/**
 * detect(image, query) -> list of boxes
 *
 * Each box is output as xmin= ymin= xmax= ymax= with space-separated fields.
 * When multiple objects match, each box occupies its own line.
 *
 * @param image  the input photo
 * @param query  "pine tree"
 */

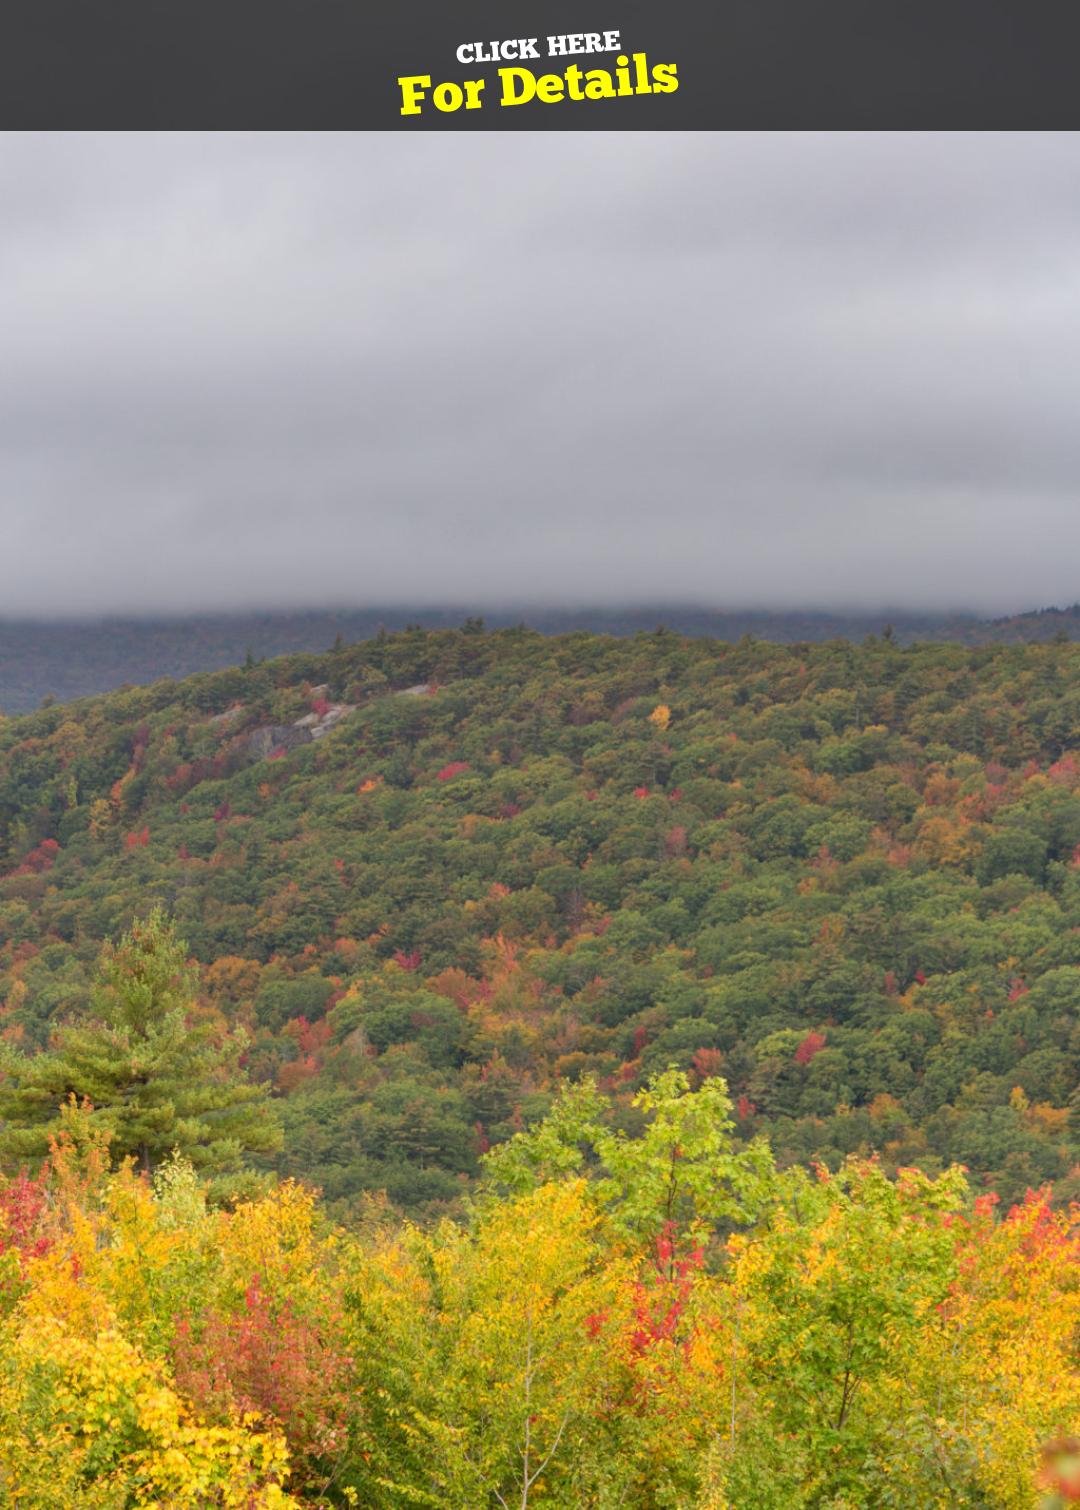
xmin=0 ymin=908 xmax=281 ymax=1177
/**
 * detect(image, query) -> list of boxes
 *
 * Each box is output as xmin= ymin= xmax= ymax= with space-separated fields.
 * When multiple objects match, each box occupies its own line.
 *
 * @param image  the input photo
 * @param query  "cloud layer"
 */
xmin=3 ymin=132 xmax=1080 ymax=616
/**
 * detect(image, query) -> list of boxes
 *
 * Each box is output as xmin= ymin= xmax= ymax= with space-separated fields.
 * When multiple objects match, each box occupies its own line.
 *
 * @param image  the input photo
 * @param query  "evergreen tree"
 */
xmin=0 ymin=908 xmax=281 ymax=1177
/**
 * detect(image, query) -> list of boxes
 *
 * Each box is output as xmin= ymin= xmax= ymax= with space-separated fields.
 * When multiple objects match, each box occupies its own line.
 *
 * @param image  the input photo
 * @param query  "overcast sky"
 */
xmin=2 ymin=132 xmax=1080 ymax=618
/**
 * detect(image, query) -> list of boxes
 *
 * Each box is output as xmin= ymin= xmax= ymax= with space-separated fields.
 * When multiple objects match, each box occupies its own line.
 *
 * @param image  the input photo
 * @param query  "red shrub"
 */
xmin=794 ymin=1030 xmax=826 ymax=1066
xmin=172 ymin=1278 xmax=351 ymax=1486
xmin=1048 ymin=754 xmax=1079 ymax=786
xmin=627 ymin=1224 xmax=704 ymax=1378
xmin=692 ymin=1047 xmax=723 ymax=1081
xmin=0 ymin=1174 xmax=50 ymax=1259
xmin=12 ymin=838 xmax=60 ymax=876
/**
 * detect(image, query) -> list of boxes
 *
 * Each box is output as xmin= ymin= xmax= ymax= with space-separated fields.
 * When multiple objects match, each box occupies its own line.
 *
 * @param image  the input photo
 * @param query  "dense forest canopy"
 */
xmin=1 ymin=625 xmax=1080 ymax=1506
xmin=0 ymin=1070 xmax=1075 ymax=1509
xmin=1 ymin=625 xmax=1079 ymax=1215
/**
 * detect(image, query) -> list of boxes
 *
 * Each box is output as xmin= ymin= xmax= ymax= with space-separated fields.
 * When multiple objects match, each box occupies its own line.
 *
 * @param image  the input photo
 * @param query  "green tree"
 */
xmin=0 ymin=908 xmax=281 ymax=1180
xmin=482 ymin=1067 xmax=775 ymax=1252
xmin=720 ymin=1160 xmax=969 ymax=1507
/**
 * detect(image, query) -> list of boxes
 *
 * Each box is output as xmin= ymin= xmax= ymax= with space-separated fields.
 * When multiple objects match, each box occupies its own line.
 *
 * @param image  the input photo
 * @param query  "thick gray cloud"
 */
xmin=2 ymin=131 xmax=1080 ymax=616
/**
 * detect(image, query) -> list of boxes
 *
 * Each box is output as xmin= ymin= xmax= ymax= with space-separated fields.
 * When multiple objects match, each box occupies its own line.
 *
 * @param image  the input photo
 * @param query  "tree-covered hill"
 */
xmin=7 ymin=601 xmax=1080 ymax=715
xmin=2 ymin=625 xmax=1080 ymax=1214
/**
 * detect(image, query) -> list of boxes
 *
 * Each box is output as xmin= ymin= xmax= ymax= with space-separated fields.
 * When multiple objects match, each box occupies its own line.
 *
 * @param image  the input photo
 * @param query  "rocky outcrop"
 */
xmin=241 ymin=696 xmax=356 ymax=761
xmin=293 ymin=703 xmax=352 ymax=739
xmin=243 ymin=724 xmax=314 ymax=761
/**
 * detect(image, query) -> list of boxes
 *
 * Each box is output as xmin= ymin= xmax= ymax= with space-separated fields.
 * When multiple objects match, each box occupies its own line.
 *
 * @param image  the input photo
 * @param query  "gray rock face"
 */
xmin=244 ymin=724 xmax=313 ymax=761
xmin=310 ymin=704 xmax=351 ymax=739
xmin=242 ymin=701 xmax=355 ymax=760
xmin=208 ymin=704 xmax=244 ymax=727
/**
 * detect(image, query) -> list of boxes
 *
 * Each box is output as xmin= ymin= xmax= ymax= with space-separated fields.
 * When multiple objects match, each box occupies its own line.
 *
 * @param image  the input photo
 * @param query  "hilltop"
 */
xmin=1 ymin=624 xmax=1079 ymax=1215
xmin=5 ymin=601 xmax=1080 ymax=714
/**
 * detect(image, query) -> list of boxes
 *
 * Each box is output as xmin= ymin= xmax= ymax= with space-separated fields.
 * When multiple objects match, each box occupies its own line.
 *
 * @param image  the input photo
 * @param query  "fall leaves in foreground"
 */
xmin=0 ymin=1072 xmax=1076 ymax=1508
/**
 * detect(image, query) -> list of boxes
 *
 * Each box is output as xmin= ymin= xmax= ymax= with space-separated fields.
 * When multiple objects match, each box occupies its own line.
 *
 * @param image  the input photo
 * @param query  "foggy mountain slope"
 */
xmin=3 ymin=602 xmax=1080 ymax=714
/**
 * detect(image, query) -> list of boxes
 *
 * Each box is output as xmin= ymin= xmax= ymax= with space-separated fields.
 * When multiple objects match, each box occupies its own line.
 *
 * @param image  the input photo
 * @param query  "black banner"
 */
xmin=3 ymin=0 xmax=1080 ymax=128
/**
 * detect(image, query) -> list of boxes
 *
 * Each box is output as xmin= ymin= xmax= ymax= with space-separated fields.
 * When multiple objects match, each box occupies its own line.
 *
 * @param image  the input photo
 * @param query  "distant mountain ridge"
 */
xmin=1 ymin=601 xmax=1079 ymax=714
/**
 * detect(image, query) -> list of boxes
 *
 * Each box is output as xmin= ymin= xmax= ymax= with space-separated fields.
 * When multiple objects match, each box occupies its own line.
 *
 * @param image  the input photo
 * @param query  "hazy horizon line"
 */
xmin=0 ymin=600 xmax=1076 ymax=629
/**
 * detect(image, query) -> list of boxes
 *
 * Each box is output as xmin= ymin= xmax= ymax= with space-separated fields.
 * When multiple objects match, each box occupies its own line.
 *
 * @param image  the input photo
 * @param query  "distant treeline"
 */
xmin=3 ymin=601 xmax=1080 ymax=714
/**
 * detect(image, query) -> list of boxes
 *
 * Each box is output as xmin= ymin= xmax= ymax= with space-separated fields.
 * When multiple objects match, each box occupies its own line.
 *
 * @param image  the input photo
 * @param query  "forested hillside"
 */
xmin=1 ymin=626 xmax=1079 ymax=1213
xmin=5 ymin=601 xmax=1080 ymax=714
xmin=2 ymin=626 xmax=1080 ymax=1506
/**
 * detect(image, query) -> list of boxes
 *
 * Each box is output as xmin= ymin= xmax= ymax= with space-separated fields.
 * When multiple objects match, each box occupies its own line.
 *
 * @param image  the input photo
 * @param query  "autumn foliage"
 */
xmin=0 ymin=1075 xmax=1074 ymax=1507
xmin=2 ymin=629 xmax=1080 ymax=1500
